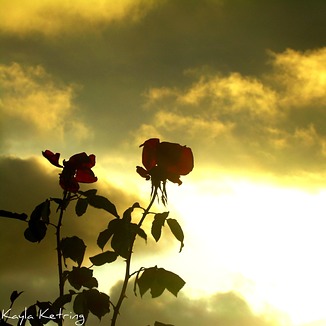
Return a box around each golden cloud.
[270,48,326,107]
[0,0,162,35]
[0,62,90,142]
[140,47,326,178]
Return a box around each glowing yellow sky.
[1,1,326,325]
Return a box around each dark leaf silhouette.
[10,290,23,303]
[136,267,185,298]
[37,301,57,324]
[75,198,88,217]
[151,212,169,242]
[159,268,186,297]
[24,200,51,243]
[136,226,147,242]
[78,189,97,197]
[155,322,174,326]
[89,251,118,266]
[110,220,146,259]
[52,293,72,312]
[122,207,133,223]
[86,194,119,218]
[166,218,184,252]
[73,293,89,321]
[97,219,120,250]
[0,210,27,221]
[60,236,86,267]
[84,289,110,320]
[50,197,63,206]
[24,220,47,243]
[67,267,98,290]
[19,304,40,326]
[30,200,50,225]
[111,228,131,259]
[73,289,110,321]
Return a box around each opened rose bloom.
[136,138,194,202]
[42,150,97,192]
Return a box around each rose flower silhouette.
[136,138,194,203]
[42,150,97,192]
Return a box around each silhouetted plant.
[0,138,194,326]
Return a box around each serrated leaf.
[20,305,38,326]
[150,280,165,298]
[41,199,51,224]
[151,212,169,242]
[10,290,23,303]
[30,200,50,224]
[136,267,157,297]
[137,227,147,241]
[37,301,57,324]
[75,198,88,217]
[84,289,110,320]
[67,267,97,290]
[52,294,72,312]
[73,293,89,321]
[87,195,119,217]
[0,210,27,221]
[167,218,184,252]
[60,236,86,267]
[122,207,133,222]
[111,219,141,258]
[97,219,121,250]
[136,267,185,298]
[111,231,131,259]
[24,220,47,243]
[159,269,185,297]
[89,251,118,266]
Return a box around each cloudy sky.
[1,0,326,325]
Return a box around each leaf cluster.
[152,212,184,252]
[135,266,185,298]
[1,179,187,325]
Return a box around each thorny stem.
[111,188,158,326]
[55,190,68,326]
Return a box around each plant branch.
[111,188,158,326]
[55,190,68,326]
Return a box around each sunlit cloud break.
[0,0,162,35]
[142,47,326,179]
[0,63,91,146]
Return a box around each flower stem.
[55,190,68,326]
[111,188,158,326]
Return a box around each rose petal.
[157,142,194,175]
[75,168,98,183]
[176,146,194,175]
[42,150,63,168]
[140,138,160,170]
[136,166,150,180]
[66,152,89,168]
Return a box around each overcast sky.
[1,1,326,325]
